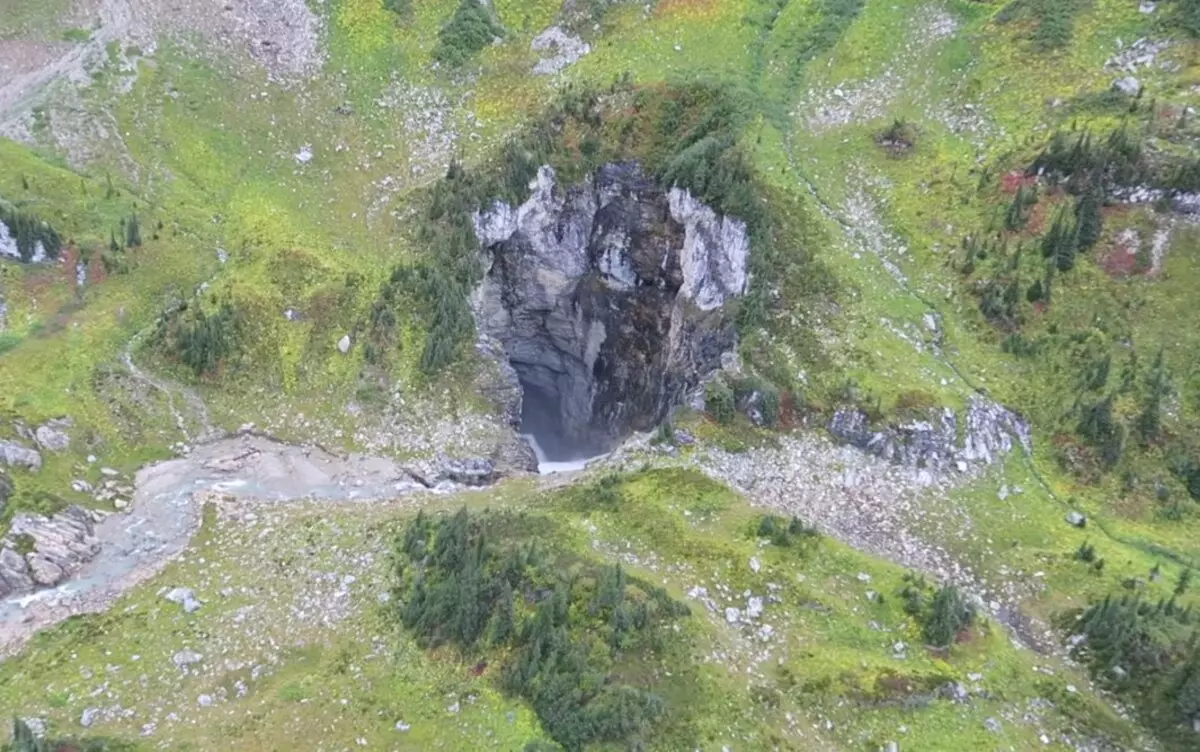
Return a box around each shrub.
[923,586,975,647]
[705,381,736,425]
[433,0,504,68]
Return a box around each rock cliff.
[473,163,748,459]
[828,395,1032,472]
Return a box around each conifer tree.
[1075,183,1103,250]
[125,213,142,248]
[1137,349,1171,444]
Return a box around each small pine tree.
[1074,184,1103,250]
[1137,349,1171,444]
[109,230,121,254]
[1178,568,1194,597]
[923,586,975,647]
[125,213,142,248]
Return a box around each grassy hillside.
[3,0,1200,748]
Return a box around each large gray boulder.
[34,422,71,452]
[0,440,42,471]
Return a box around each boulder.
[0,440,42,471]
[337,335,352,354]
[1113,76,1141,96]
[26,554,65,586]
[441,457,497,486]
[34,423,70,452]
[0,545,34,597]
[1065,511,1087,528]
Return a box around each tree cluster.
[1070,593,1200,749]
[392,506,690,751]
[433,0,504,68]
[152,297,241,376]
[899,575,977,648]
[755,514,821,548]
[0,205,63,262]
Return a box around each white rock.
[746,596,763,619]
[749,557,761,573]
[198,694,213,707]
[724,607,740,623]
[395,721,411,732]
[337,335,352,354]
[80,708,100,727]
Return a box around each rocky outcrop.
[828,395,1031,472]
[531,27,590,75]
[473,163,748,459]
[0,505,101,598]
[34,418,71,452]
[0,440,41,471]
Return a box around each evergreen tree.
[1137,349,1172,444]
[1075,183,1103,250]
[125,214,142,248]
[923,586,975,647]
[109,230,120,254]
[1177,568,1193,597]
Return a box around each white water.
[522,434,596,475]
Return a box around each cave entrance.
[473,163,748,473]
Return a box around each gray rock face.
[1113,76,1141,96]
[34,423,70,452]
[531,27,590,75]
[473,163,748,457]
[828,395,1031,472]
[0,440,42,471]
[0,505,100,596]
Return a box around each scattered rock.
[172,650,204,669]
[80,708,100,728]
[724,607,740,623]
[395,720,411,732]
[1113,76,1141,96]
[337,335,352,354]
[1065,511,1087,528]
[164,587,203,613]
[749,557,761,573]
[984,717,1003,734]
[197,694,213,707]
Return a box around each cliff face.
[472,163,748,459]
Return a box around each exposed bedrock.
[473,163,749,460]
[828,395,1033,473]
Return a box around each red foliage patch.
[1099,230,1144,278]
[470,660,488,677]
[1001,171,1037,194]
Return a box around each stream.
[0,434,436,656]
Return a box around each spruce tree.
[125,213,142,248]
[1137,349,1171,444]
[1177,567,1193,597]
[1075,184,1103,250]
